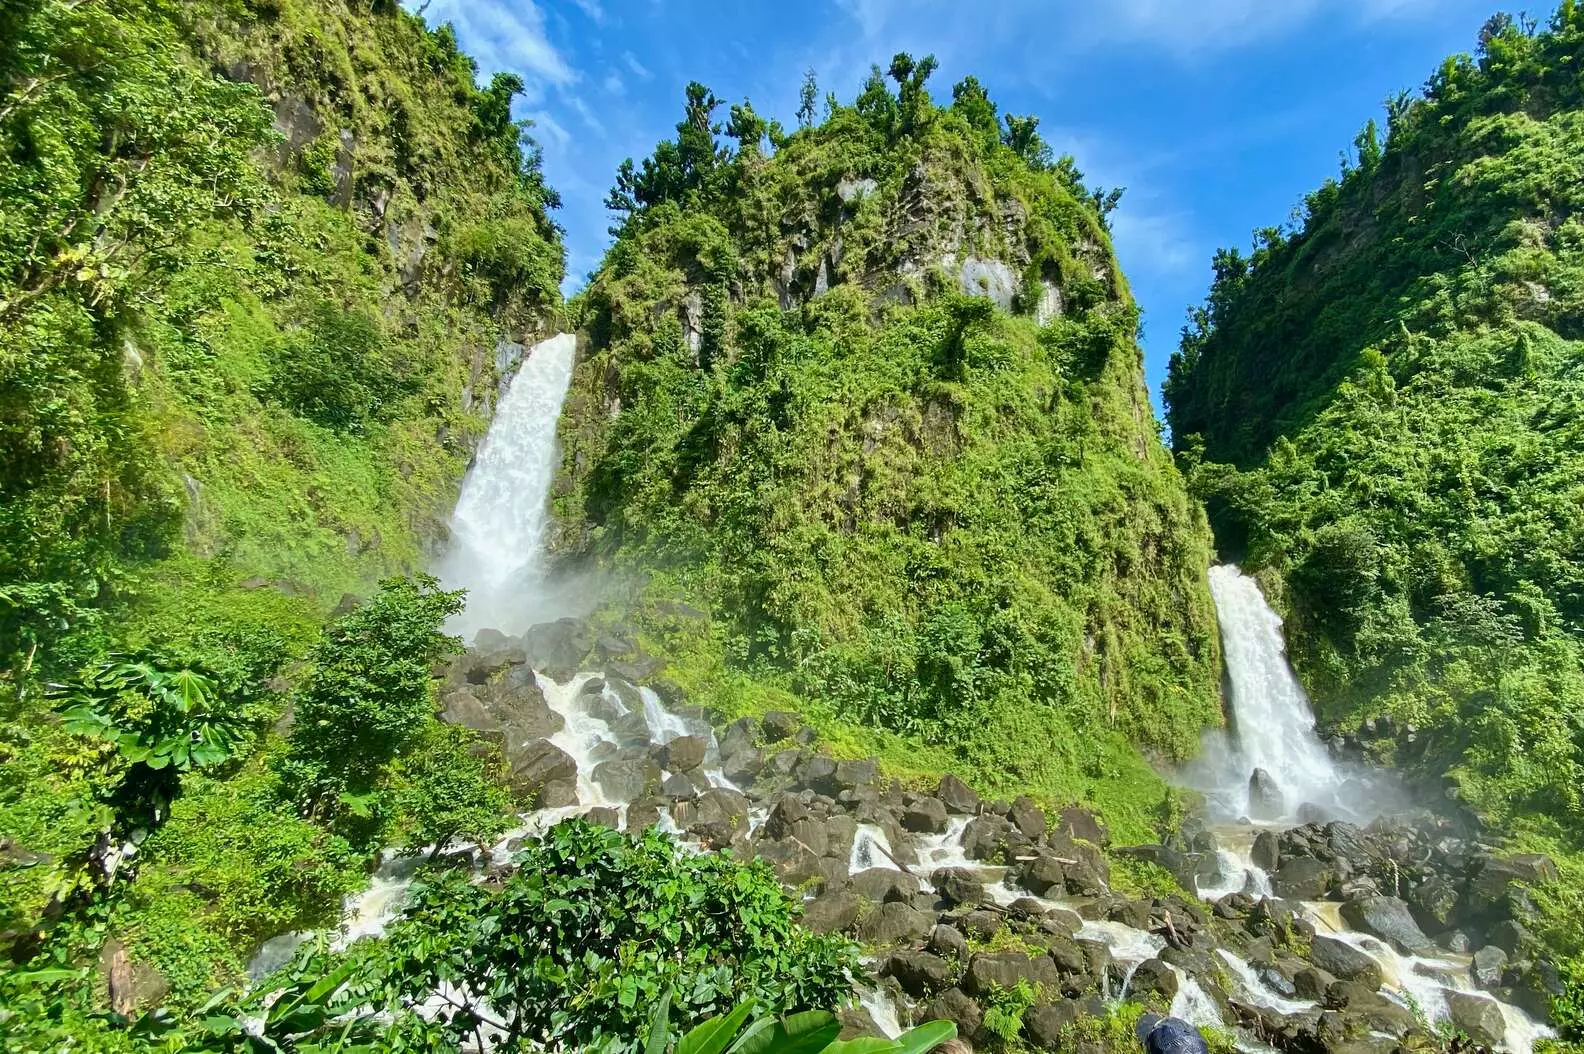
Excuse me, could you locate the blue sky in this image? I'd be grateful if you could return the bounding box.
[416,0,1499,404]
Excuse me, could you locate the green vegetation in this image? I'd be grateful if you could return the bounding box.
[647,999,956,1054]
[1,0,563,1024]
[1163,0,1584,999]
[559,57,1222,842]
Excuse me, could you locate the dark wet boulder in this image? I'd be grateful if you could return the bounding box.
[902,797,950,834]
[963,952,1061,997]
[1322,982,1420,1037]
[592,757,660,802]
[1489,919,1531,955]
[1214,891,1254,920]
[523,618,594,680]
[674,787,750,848]
[856,901,934,943]
[507,739,578,807]
[755,835,825,887]
[1063,853,1109,897]
[656,734,707,773]
[793,755,839,795]
[1008,796,1046,839]
[1446,992,1506,1048]
[661,773,696,799]
[1127,958,1179,1003]
[1308,936,1383,990]
[1044,934,1089,978]
[920,989,981,1042]
[1248,768,1285,820]
[1272,856,1335,900]
[937,774,981,815]
[1251,830,1281,873]
[1024,999,1081,1051]
[763,795,828,854]
[959,909,1003,941]
[1406,873,1460,935]
[1293,965,1335,1000]
[962,816,1018,860]
[831,758,879,794]
[1340,896,1433,955]
[1020,853,1067,896]
[932,867,985,906]
[885,950,953,997]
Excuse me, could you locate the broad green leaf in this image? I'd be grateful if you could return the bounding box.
[644,986,674,1054]
[823,1039,902,1054]
[892,1021,956,1054]
[678,999,757,1054]
[731,1011,840,1054]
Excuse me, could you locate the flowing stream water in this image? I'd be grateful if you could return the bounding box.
[252,343,1547,1052]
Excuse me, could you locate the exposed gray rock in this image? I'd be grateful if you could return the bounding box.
[592,757,660,802]
[833,758,878,793]
[1128,958,1179,1002]
[803,890,861,934]
[657,735,707,773]
[1447,992,1506,1047]
[932,867,985,906]
[1248,768,1285,820]
[1008,796,1046,839]
[1293,966,1336,1001]
[963,952,1060,997]
[1471,945,1508,990]
[929,924,969,960]
[762,711,802,742]
[856,901,934,944]
[902,797,949,834]
[1251,830,1281,873]
[1273,857,1335,900]
[523,618,594,681]
[1056,806,1106,846]
[1020,853,1066,896]
[1339,896,1433,955]
[1308,936,1383,990]
[1025,999,1080,1050]
[920,989,981,1042]
[885,950,953,997]
[937,774,980,815]
[506,739,578,807]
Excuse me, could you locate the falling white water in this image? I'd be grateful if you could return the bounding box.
[437,333,578,639]
[1188,565,1352,824]
[858,987,904,1039]
[850,824,902,874]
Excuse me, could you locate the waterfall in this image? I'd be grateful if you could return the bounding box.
[436,333,577,639]
[1191,564,1348,823]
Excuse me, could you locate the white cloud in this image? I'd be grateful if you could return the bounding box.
[572,0,605,24]
[622,50,652,79]
[1109,208,1199,275]
[1093,0,1445,55]
[418,0,575,88]
[603,71,625,95]
[567,95,607,137]
[526,110,571,150]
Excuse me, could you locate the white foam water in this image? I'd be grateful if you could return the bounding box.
[437,333,578,639]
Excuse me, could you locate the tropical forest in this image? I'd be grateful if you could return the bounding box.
[1,0,1582,1052]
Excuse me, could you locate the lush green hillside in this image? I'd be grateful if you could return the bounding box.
[554,65,1222,836]
[1164,4,1584,949]
[1,0,560,1007]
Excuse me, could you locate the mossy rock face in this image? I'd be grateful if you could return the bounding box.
[553,64,1223,841]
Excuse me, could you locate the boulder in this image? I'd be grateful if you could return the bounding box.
[1273,857,1335,900]
[1127,958,1179,1003]
[849,868,919,904]
[856,901,934,944]
[1056,806,1107,846]
[592,757,660,802]
[1293,966,1336,1001]
[761,710,802,742]
[1063,855,1109,897]
[932,867,985,906]
[803,890,861,935]
[657,735,707,773]
[584,806,622,829]
[886,950,953,997]
[1019,854,1066,896]
[963,952,1061,997]
[1251,830,1281,873]
[1008,796,1046,839]
[507,740,578,806]
[929,924,969,961]
[1471,945,1507,991]
[962,816,1017,860]
[756,836,825,887]
[1490,919,1531,955]
[902,797,949,834]
[959,910,1003,941]
[1248,768,1285,820]
[440,688,495,731]
[1406,874,1460,935]
[1322,982,1419,1037]
[1024,1000,1081,1050]
[1339,896,1433,955]
[1308,936,1383,990]
[523,618,594,680]
[1446,992,1506,1048]
[834,759,879,794]
[674,787,751,848]
[920,989,982,1042]
[795,756,839,795]
[937,774,981,815]
[721,744,764,787]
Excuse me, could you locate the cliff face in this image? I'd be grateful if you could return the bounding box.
[1164,11,1584,837]
[552,68,1220,826]
[1,0,564,673]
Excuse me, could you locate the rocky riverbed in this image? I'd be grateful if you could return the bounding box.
[310,618,1560,1054]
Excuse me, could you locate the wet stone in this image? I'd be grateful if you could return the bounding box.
[937,774,981,815]
[902,797,949,834]
[1446,992,1506,1048]
[932,867,985,906]
[1008,796,1046,839]
[1308,936,1384,990]
[886,950,953,997]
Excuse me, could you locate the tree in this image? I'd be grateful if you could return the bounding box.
[951,76,999,151]
[797,68,818,128]
[727,100,770,156]
[281,575,464,814]
[389,721,512,861]
[1002,113,1051,168]
[370,821,861,1052]
[887,51,938,136]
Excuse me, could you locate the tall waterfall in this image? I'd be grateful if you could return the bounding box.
[1190,565,1351,823]
[436,332,577,639]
